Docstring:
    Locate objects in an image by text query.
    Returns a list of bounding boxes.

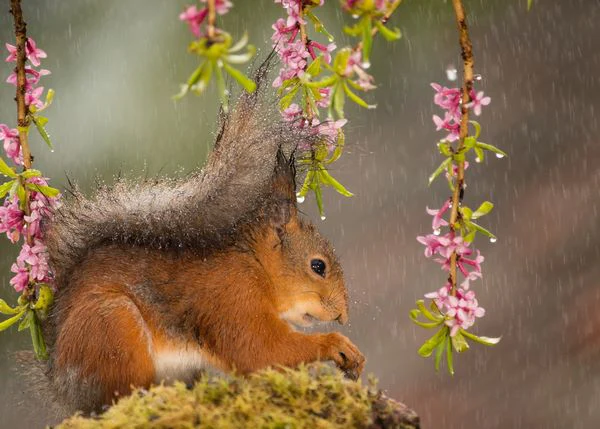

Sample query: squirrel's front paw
[322,332,366,380]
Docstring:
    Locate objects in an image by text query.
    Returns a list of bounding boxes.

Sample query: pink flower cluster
[431,82,490,142]
[1,38,60,293]
[179,0,233,38]
[271,0,335,88]
[417,199,485,336]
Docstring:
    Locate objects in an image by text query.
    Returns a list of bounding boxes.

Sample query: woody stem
[207,0,216,39]
[448,0,474,295]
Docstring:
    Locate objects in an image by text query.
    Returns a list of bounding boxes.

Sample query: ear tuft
[269,148,297,228]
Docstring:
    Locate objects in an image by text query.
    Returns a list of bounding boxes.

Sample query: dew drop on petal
[433,229,441,236]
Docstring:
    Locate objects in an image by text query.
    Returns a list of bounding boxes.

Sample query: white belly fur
[153,345,214,384]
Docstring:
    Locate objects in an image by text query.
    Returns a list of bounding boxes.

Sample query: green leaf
[191,60,213,94]
[325,128,345,164]
[474,145,484,163]
[0,310,26,331]
[343,82,375,109]
[319,169,353,197]
[18,310,32,332]
[30,312,48,360]
[429,158,452,185]
[297,170,315,198]
[32,116,54,150]
[0,180,15,198]
[333,82,345,119]
[469,221,497,240]
[472,201,494,219]
[279,85,300,110]
[464,229,476,243]
[374,20,402,41]
[214,61,229,113]
[306,11,334,41]
[17,184,27,210]
[476,142,507,158]
[222,62,256,93]
[409,309,443,329]
[416,300,442,322]
[305,75,337,89]
[306,56,322,77]
[461,330,501,346]
[45,89,55,106]
[187,63,206,87]
[20,169,41,179]
[35,116,49,127]
[26,183,60,198]
[229,32,250,53]
[0,158,17,178]
[434,339,445,372]
[527,0,533,11]
[437,142,452,157]
[343,23,362,37]
[223,45,256,64]
[313,180,324,218]
[451,331,470,353]
[461,206,473,220]
[361,17,373,66]
[446,336,454,375]
[464,136,477,150]
[0,298,20,315]
[418,327,448,358]
[469,120,481,139]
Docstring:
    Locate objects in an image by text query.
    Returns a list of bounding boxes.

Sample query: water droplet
[296,194,305,203]
[490,237,497,243]
[50,149,54,153]
[446,66,458,81]
[475,157,481,163]
[367,104,377,110]
[352,14,359,19]
[320,215,327,221]
[433,229,441,236]
[361,61,371,69]
[495,153,505,159]
[474,74,482,81]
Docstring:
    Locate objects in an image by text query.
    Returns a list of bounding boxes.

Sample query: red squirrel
[39,67,365,413]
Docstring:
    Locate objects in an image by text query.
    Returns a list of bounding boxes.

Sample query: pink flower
[467,90,491,116]
[0,198,24,243]
[0,124,22,165]
[282,103,303,121]
[25,86,44,109]
[271,18,299,45]
[426,199,451,232]
[317,118,347,140]
[25,38,47,67]
[431,83,461,115]
[6,66,50,89]
[202,0,233,15]
[432,112,460,142]
[179,5,208,37]
[275,0,303,27]
[307,41,336,64]
[17,239,50,282]
[416,233,451,258]
[10,262,29,292]
[316,87,331,108]
[5,43,17,63]
[443,288,485,336]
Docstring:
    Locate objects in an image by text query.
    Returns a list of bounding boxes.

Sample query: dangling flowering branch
[410,0,504,374]
[0,0,60,360]
[272,0,403,219]
[175,0,257,112]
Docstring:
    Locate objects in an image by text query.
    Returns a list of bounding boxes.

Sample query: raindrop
[446,65,457,81]
[495,153,505,159]
[50,149,55,153]
[433,229,441,236]
[474,74,482,81]
[296,194,305,203]
[475,157,481,163]
[361,61,371,69]
[320,215,327,221]
[352,14,359,19]
[490,237,497,243]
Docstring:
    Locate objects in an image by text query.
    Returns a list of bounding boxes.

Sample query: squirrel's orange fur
[41,68,365,413]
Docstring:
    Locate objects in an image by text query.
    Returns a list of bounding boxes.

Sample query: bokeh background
[1,0,599,427]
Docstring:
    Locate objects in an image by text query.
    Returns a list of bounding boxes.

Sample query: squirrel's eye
[310,259,326,277]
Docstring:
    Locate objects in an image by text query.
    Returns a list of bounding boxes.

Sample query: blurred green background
[1,0,599,427]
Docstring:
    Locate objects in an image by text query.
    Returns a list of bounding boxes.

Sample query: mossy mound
[56,364,419,428]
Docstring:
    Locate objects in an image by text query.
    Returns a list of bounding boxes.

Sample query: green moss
[56,364,419,429]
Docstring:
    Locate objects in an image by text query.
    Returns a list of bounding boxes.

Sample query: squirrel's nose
[336,312,348,325]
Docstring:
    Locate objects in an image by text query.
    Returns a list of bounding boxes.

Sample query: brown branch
[207,0,216,40]
[10,0,32,171]
[448,0,474,295]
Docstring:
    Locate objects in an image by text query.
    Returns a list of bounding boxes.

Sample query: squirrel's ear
[269,148,298,228]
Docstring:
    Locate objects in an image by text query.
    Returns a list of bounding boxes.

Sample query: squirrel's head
[252,150,349,329]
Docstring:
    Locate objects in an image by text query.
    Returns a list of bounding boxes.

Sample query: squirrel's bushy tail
[45,58,320,289]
